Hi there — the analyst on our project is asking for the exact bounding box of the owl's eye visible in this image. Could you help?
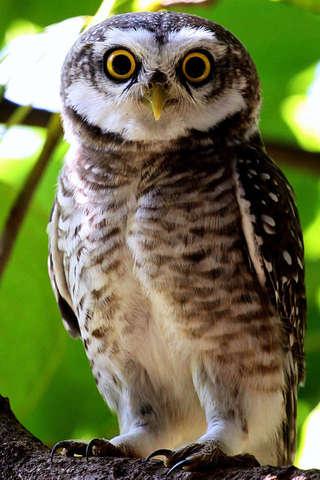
[104,49,137,81]
[181,51,212,85]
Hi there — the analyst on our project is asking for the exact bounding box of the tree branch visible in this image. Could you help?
[1,395,319,480]
[266,142,320,175]
[1,99,319,174]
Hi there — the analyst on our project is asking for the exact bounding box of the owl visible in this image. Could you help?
[48,11,306,472]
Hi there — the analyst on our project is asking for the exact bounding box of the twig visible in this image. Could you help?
[0,104,32,135]
[266,142,320,175]
[0,98,51,127]
[0,114,62,280]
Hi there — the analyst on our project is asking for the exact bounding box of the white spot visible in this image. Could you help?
[263,223,276,235]
[254,184,261,190]
[283,251,292,265]
[260,173,270,180]
[282,276,288,283]
[262,215,276,227]
[91,166,104,175]
[269,192,279,202]
[249,169,258,176]
[293,273,299,282]
[297,257,303,269]
[261,200,267,206]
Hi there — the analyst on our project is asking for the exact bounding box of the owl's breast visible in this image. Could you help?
[127,165,245,291]
[126,162,275,347]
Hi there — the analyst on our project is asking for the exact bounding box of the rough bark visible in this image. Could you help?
[1,395,320,480]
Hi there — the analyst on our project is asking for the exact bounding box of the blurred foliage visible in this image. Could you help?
[272,0,320,13]
[282,63,320,151]
[0,0,320,468]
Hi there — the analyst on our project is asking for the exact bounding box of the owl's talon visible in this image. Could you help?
[166,459,193,476]
[147,448,173,462]
[85,438,100,460]
[50,440,87,462]
[85,438,125,458]
[163,442,260,473]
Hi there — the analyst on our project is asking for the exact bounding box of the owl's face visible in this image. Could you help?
[61,12,260,145]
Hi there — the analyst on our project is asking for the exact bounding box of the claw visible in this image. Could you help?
[86,438,100,461]
[147,448,173,462]
[50,440,86,462]
[166,458,194,476]
[51,441,66,463]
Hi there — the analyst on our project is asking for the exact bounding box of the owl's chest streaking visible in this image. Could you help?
[57,145,283,405]
[59,147,255,313]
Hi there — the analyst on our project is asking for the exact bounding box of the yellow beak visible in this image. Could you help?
[149,84,166,121]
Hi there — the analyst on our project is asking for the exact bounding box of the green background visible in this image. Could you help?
[0,0,319,463]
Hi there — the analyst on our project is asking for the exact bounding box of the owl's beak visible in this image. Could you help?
[149,84,167,121]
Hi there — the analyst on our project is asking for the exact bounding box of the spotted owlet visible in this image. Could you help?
[48,11,306,471]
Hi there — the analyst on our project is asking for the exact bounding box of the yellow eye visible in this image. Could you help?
[105,49,136,80]
[182,51,212,84]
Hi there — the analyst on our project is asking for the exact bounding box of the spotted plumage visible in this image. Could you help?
[48,11,305,469]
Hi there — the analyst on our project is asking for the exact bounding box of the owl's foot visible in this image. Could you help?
[86,438,129,458]
[51,440,87,460]
[147,441,260,474]
[51,438,127,461]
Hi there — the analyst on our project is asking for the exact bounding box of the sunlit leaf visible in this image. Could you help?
[297,403,320,468]
[304,205,320,261]
[282,63,320,152]
[0,17,87,112]
[0,126,43,161]
[4,19,41,44]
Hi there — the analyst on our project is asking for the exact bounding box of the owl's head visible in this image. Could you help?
[61,12,260,148]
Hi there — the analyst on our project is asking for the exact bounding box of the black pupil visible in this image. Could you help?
[112,54,132,75]
[185,56,206,79]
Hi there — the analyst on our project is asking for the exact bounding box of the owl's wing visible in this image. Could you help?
[233,144,306,462]
[48,200,80,337]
